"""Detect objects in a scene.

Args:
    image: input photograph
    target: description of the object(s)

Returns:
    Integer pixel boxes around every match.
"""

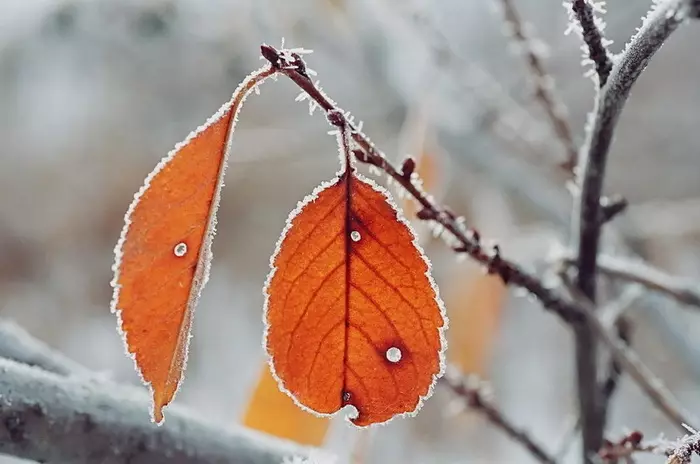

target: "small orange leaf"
[242,364,330,446]
[111,67,274,424]
[264,167,447,426]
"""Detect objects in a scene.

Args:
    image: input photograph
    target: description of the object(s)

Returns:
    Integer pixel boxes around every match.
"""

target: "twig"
[0,357,309,464]
[441,367,557,464]
[570,1,695,458]
[259,41,698,436]
[0,320,90,377]
[497,0,578,172]
[560,253,700,309]
[553,288,641,461]
[666,426,700,464]
[598,316,633,426]
[575,0,695,312]
[598,194,628,225]
[261,43,582,323]
[567,283,699,432]
[566,0,613,86]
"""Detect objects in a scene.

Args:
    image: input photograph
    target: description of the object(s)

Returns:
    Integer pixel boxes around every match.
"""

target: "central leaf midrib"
[342,169,353,409]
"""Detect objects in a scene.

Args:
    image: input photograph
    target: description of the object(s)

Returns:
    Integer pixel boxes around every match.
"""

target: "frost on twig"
[666,425,700,463]
[564,0,613,86]
[0,357,309,464]
[0,320,90,377]
[570,1,696,457]
[561,253,700,309]
[260,44,700,437]
[441,367,557,464]
[497,0,578,172]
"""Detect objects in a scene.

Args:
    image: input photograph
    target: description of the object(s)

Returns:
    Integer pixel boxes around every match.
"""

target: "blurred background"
[1,0,699,463]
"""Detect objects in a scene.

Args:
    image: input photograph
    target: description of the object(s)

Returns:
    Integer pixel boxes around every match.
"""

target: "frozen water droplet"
[173,242,188,257]
[343,391,351,402]
[386,347,402,363]
[350,230,361,242]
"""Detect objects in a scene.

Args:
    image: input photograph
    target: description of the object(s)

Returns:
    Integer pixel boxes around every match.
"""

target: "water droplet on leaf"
[386,347,402,363]
[173,242,188,257]
[350,230,361,242]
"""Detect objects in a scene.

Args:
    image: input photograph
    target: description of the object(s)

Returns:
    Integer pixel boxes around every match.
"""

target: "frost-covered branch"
[571,1,696,458]
[599,316,632,427]
[441,368,557,464]
[560,254,700,309]
[575,0,696,313]
[565,0,613,86]
[0,357,309,464]
[0,320,90,376]
[497,0,578,171]
[666,426,700,463]
[258,43,697,436]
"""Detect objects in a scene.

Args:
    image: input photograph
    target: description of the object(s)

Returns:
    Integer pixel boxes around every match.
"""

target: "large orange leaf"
[242,365,330,446]
[110,66,274,424]
[264,168,447,426]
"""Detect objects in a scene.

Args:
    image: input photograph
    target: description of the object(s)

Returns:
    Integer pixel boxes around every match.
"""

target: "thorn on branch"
[599,194,629,224]
[416,208,436,221]
[486,244,511,283]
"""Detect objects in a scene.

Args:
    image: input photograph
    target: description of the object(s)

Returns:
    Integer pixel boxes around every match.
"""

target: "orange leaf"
[110,66,274,424]
[242,364,330,446]
[263,168,447,426]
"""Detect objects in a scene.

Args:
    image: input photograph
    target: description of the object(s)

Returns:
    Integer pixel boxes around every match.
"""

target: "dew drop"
[173,242,188,257]
[343,391,351,403]
[386,347,402,363]
[350,230,361,242]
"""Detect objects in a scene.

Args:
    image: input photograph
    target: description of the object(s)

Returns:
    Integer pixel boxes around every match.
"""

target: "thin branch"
[599,316,633,425]
[441,367,557,464]
[0,320,90,377]
[498,0,578,172]
[566,282,699,432]
[571,1,695,458]
[560,253,700,309]
[567,0,613,86]
[575,0,694,314]
[553,289,641,461]
[598,194,628,225]
[258,43,698,435]
[666,426,700,463]
[0,357,309,464]
[261,43,582,323]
